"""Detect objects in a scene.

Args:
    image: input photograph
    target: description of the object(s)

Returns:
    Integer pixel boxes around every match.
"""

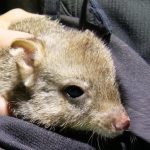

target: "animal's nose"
[112,114,130,131]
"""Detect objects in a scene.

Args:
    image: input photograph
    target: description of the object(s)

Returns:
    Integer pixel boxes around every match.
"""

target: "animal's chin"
[94,129,123,138]
[73,125,123,139]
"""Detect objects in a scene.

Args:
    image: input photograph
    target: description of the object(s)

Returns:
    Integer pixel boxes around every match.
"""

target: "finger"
[0,8,39,29]
[0,29,34,48]
[0,95,8,116]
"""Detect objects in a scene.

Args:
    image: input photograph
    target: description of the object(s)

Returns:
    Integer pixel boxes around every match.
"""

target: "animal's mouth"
[92,127,123,138]
[89,115,130,138]
[99,120,130,138]
[100,108,130,138]
[102,118,130,138]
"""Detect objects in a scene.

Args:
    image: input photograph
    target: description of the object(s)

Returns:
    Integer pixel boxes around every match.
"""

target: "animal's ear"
[10,38,45,87]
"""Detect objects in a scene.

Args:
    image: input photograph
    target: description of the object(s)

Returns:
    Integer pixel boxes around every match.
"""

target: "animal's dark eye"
[64,85,84,99]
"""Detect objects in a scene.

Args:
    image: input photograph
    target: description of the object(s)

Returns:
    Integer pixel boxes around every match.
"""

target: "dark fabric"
[110,35,150,143]
[0,0,150,150]
[0,1,6,14]
[43,0,60,19]
[5,0,42,13]
[85,0,112,42]
[0,116,94,150]
[0,0,43,14]
[43,0,111,42]
[97,0,150,144]
[99,0,150,64]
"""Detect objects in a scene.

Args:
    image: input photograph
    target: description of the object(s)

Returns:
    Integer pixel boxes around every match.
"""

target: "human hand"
[0,9,36,115]
[0,8,38,29]
[0,29,34,49]
[0,8,38,48]
[0,95,8,115]
[0,30,33,116]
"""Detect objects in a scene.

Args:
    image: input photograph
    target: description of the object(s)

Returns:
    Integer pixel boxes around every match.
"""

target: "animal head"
[10,30,130,138]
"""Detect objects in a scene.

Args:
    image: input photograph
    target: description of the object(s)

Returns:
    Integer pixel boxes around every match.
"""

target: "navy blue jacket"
[0,0,150,149]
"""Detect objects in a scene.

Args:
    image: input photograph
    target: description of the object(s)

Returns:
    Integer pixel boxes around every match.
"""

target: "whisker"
[88,131,94,144]
[97,134,102,150]
[130,134,137,150]
[100,135,105,150]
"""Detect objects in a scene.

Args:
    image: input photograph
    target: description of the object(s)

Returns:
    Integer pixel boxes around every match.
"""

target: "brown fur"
[0,16,129,138]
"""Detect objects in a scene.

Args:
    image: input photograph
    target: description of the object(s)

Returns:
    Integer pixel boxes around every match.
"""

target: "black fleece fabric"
[100,0,150,63]
[0,0,150,150]
[0,116,94,150]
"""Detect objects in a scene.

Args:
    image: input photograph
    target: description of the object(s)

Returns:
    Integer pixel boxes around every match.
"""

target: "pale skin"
[0,9,35,115]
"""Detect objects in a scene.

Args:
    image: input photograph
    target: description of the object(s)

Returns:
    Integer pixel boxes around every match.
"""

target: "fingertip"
[0,29,34,49]
[0,95,9,116]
